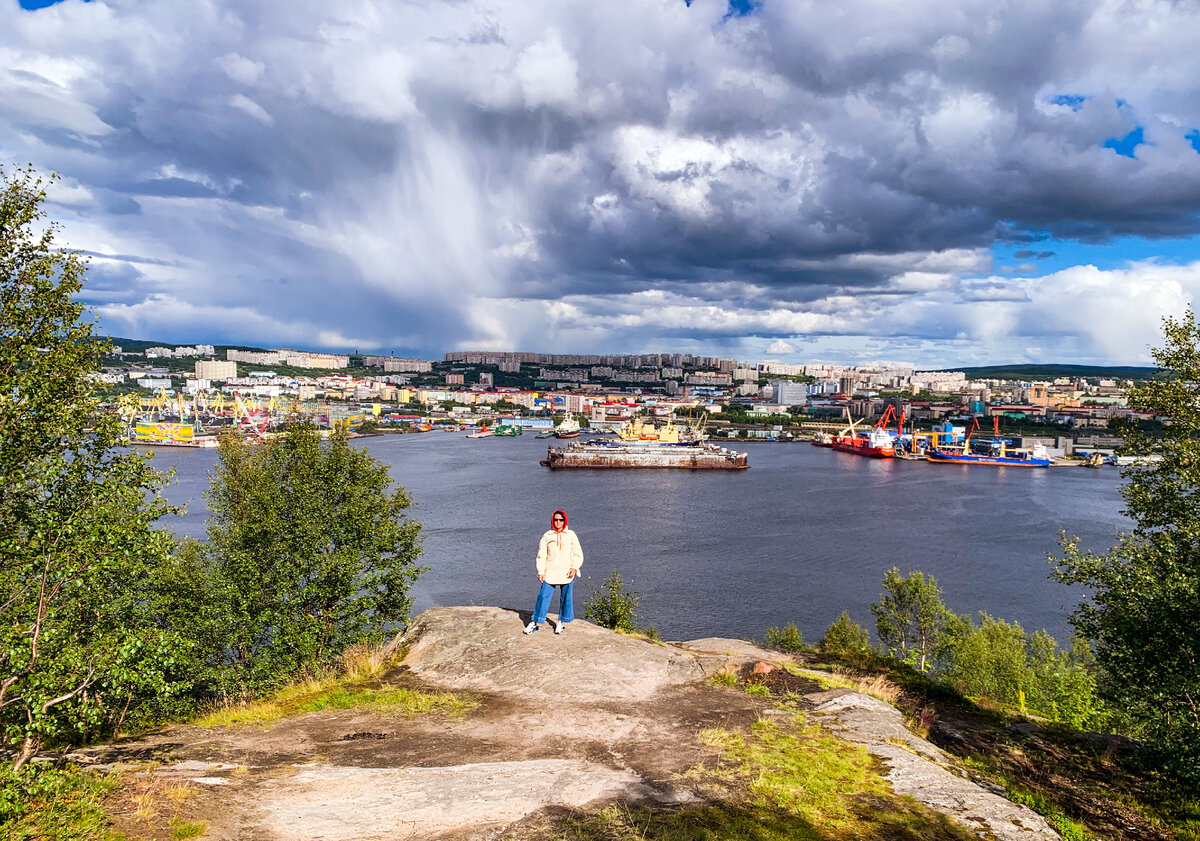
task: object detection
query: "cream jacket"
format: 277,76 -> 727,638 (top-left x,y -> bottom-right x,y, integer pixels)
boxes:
536,528 -> 584,585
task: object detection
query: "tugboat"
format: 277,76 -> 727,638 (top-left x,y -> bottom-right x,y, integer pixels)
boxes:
466,423 -> 494,438
554,416 -> 582,438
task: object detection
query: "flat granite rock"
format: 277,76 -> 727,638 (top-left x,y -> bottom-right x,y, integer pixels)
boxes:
671,637 -> 800,676
807,689 -> 1060,841
396,607 -> 706,701
253,760 -> 687,841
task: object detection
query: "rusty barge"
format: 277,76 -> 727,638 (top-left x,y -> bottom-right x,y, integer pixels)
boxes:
541,441 -> 749,470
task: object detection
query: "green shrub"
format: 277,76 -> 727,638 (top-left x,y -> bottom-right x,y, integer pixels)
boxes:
941,612 -> 1029,705
584,571 -> 640,632
871,567 -> 951,672
939,613 -> 1106,728
820,611 -> 873,662
764,622 -> 806,653
155,423 -> 426,700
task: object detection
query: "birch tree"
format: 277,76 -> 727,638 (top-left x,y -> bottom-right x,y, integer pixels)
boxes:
0,166 -> 181,770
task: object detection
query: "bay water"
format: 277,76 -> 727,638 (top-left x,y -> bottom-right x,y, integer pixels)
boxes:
146,433 -> 1128,644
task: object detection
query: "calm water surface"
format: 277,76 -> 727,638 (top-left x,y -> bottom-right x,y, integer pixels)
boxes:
146,433 -> 1129,643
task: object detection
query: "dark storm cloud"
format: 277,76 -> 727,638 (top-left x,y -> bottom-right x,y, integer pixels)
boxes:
4,0 -> 1200,363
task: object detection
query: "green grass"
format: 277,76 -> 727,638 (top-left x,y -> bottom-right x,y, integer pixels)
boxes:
698,715 -> 892,831
0,765 -> 123,841
1004,787 -> 1093,841
196,679 -> 475,727
547,710 -> 977,841
169,817 -> 207,839
708,671 -> 739,689
959,757 -> 1095,840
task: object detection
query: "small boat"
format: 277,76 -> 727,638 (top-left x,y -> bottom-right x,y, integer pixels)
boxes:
1114,454 -> 1163,466
810,431 -> 834,447
466,426 -> 494,438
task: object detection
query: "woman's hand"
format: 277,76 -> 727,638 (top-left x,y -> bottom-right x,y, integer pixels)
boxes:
568,568 -> 578,579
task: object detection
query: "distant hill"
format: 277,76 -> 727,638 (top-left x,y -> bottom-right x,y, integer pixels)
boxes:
100,337 -> 267,353
957,364 -> 1156,380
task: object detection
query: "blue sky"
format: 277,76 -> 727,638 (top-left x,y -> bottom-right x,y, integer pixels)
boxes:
994,235 -> 1200,277
17,0 -> 82,8
6,0 -> 1200,366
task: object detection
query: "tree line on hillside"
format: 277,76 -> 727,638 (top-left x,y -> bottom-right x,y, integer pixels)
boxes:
759,570 -> 1106,731
3,163 -> 1199,801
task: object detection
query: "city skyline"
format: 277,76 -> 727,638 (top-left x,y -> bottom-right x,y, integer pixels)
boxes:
5,0 -> 1200,367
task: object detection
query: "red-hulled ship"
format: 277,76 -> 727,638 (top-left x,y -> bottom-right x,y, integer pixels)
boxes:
829,405 -> 898,459
830,428 -> 896,458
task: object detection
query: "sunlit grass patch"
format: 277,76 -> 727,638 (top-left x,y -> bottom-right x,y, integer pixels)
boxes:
793,665 -> 902,706
0,765 -> 121,840
707,713 -> 889,830
707,669 -> 739,689
562,711 -> 978,840
170,816 -> 207,838
196,678 -> 475,727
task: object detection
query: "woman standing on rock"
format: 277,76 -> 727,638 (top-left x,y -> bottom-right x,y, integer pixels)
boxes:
523,509 -> 583,635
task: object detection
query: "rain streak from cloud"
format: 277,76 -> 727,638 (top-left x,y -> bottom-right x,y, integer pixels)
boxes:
4,0 -> 1200,365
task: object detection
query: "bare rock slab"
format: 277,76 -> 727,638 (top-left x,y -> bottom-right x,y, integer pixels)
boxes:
672,637 -> 798,676
397,607 -> 704,701
807,689 -> 1060,841
253,759 -> 679,840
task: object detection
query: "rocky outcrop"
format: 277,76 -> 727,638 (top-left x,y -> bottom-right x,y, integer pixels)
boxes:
806,689 -> 1060,841
79,608 -> 1067,840
397,605 -> 707,701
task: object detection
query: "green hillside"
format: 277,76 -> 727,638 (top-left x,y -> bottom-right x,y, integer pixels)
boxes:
956,363 -> 1155,380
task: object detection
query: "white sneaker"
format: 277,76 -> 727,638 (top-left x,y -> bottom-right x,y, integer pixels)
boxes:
554,620 -> 565,635
523,621 -> 539,635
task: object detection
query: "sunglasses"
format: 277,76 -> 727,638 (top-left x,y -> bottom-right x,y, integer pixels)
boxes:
552,516 -> 564,521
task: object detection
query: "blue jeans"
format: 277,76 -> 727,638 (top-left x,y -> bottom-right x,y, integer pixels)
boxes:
533,580 -> 575,624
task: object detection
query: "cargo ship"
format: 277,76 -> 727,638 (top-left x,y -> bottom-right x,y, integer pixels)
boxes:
541,440 -> 749,469
831,428 -> 896,458
131,421 -> 218,448
925,443 -> 1051,468
829,405 -> 897,458
924,418 -> 1052,468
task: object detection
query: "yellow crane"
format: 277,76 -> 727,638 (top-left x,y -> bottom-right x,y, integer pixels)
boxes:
117,393 -> 142,428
